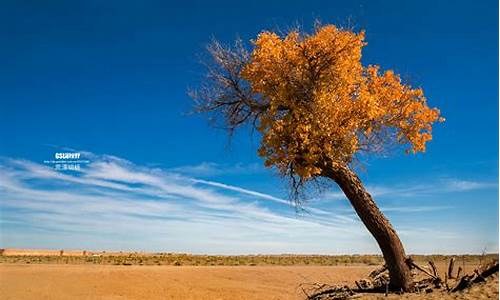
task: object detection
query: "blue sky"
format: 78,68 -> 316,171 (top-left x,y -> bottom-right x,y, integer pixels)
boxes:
0,0 -> 498,254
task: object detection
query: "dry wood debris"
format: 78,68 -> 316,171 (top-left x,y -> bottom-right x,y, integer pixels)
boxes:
302,258 -> 498,299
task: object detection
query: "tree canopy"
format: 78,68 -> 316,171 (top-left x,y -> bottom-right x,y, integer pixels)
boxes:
194,24 -> 443,182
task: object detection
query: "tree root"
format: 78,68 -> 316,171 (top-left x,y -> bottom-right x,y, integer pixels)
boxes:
301,258 -> 498,299
450,260 -> 499,292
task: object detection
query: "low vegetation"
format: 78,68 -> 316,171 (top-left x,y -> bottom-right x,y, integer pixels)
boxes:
0,252 -> 496,267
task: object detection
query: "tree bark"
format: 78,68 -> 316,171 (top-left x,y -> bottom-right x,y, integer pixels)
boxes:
322,163 -> 414,292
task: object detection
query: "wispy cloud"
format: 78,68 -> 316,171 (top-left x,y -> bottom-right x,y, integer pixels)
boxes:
169,162 -> 263,177
0,153 -> 373,254
443,179 -> 497,192
380,206 -> 452,213
317,178 -> 497,202
0,152 -> 496,254
192,179 -> 291,206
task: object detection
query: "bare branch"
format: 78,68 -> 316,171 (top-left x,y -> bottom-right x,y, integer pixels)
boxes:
190,39 -> 268,135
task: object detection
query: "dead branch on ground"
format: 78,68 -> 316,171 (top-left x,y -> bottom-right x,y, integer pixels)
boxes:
302,257 -> 498,299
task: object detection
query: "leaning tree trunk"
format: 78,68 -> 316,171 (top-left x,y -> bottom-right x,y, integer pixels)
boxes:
322,163 -> 414,292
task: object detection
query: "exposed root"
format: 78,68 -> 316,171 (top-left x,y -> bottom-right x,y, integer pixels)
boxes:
302,258 -> 499,299
450,260 -> 499,292
300,283 -> 359,300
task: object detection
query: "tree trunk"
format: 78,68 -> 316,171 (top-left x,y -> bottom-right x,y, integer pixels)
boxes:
322,163 -> 414,292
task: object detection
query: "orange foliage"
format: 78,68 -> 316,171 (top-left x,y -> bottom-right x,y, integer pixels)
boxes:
240,25 -> 443,179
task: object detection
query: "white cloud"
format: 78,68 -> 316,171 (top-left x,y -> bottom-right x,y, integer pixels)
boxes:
0,154 -> 372,254
0,153 -> 495,254
169,162 -> 263,177
315,178 -> 496,202
443,179 -> 497,192
192,179 -> 291,205
380,206 -> 452,213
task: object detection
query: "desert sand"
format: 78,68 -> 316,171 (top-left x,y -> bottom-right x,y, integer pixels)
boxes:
0,263 -> 497,300
0,264 -> 366,300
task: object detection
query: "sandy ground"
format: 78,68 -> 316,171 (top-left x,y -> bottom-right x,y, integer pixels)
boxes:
0,264 -> 368,300
363,276 -> 498,300
0,264 -> 497,300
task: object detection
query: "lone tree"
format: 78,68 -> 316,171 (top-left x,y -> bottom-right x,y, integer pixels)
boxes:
192,24 -> 443,292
